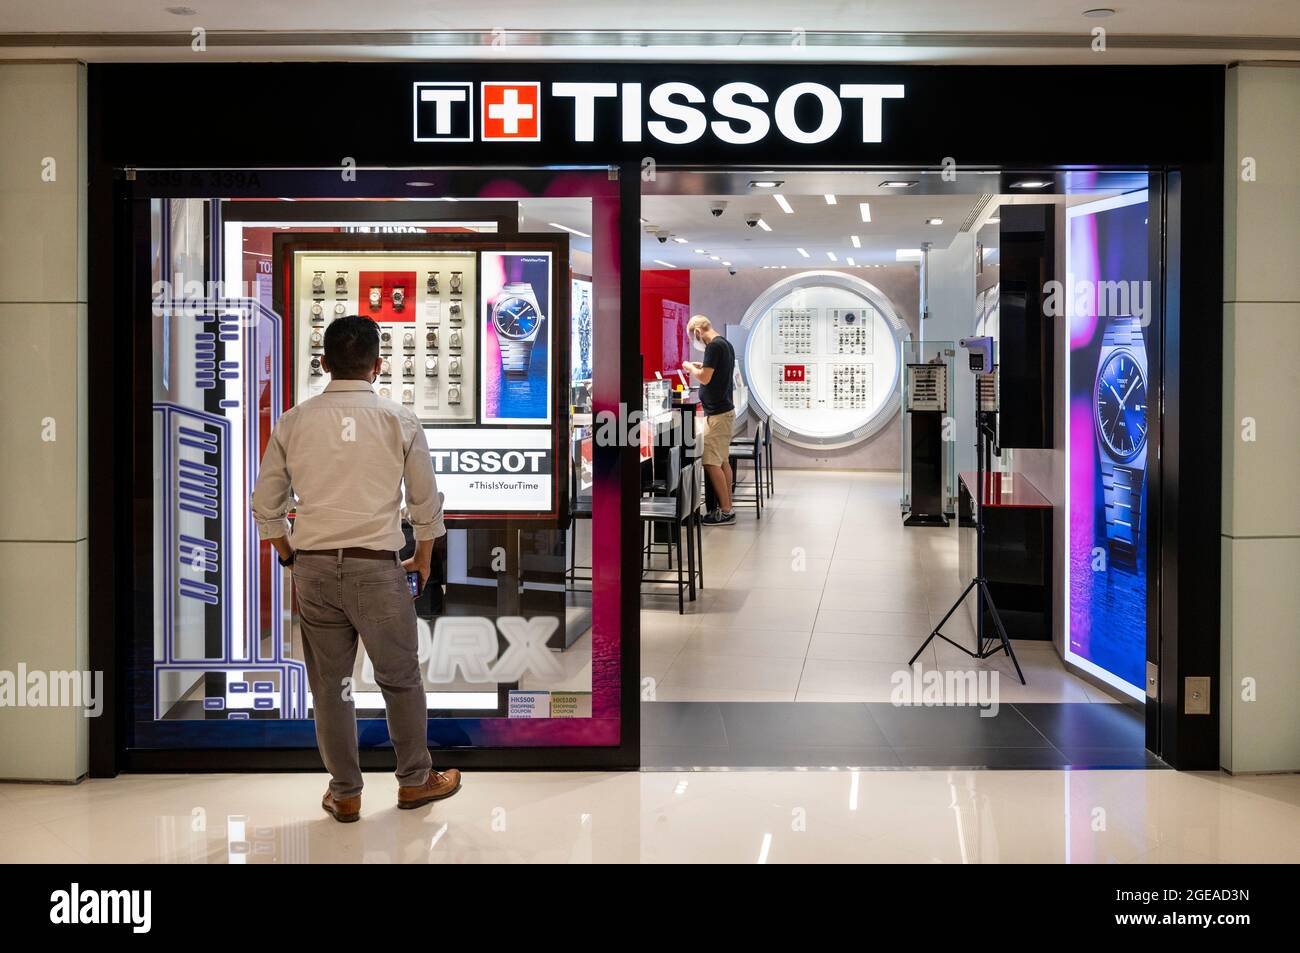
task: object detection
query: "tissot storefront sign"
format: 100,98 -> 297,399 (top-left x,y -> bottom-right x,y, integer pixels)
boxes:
414,79 -> 906,145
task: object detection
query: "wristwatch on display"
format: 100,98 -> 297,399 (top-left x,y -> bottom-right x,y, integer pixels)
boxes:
392,286 -> 406,311
368,287 -> 382,310
491,282 -> 544,378
1093,314 -> 1149,570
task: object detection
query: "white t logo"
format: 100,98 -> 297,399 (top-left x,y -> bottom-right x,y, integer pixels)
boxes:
489,88 -> 534,134
419,87 -> 467,135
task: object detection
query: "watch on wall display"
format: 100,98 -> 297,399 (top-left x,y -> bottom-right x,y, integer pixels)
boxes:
773,363 -> 815,409
740,273 -> 906,451
772,307 -> 815,355
831,362 -> 872,410
289,250 -> 477,424
830,308 -> 873,355
480,250 -> 552,425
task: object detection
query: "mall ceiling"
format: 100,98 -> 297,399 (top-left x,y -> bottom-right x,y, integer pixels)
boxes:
1,0 -> 1297,63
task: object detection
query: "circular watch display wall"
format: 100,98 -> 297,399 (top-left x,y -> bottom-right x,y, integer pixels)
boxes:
739,270 -> 909,450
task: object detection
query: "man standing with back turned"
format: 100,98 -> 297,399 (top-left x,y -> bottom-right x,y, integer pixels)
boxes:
252,315 -> 462,823
682,314 -> 737,525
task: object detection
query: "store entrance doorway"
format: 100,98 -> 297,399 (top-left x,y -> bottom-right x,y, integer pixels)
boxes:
632,168 -> 1157,769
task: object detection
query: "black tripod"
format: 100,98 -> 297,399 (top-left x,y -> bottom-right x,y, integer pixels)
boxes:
908,396 -> 1025,684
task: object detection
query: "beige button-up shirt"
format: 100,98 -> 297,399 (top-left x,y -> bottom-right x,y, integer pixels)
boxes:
251,379 -> 445,551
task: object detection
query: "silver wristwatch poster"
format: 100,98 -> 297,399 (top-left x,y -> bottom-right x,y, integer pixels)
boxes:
481,251 -> 552,425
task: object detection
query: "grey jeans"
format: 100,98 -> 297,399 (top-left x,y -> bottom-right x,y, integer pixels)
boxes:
293,551 -> 432,799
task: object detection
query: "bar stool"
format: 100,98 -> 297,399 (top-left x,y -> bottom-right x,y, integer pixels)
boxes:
643,444 -> 682,569
728,421 -> 765,519
567,441 -> 593,590
640,461 -> 697,613
763,413 -> 775,498
689,458 -> 705,591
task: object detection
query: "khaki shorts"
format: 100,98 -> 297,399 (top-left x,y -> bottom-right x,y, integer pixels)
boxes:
700,409 -> 735,467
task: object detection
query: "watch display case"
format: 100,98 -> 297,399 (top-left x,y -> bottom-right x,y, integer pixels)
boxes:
291,249 -> 478,423
738,271 -> 909,450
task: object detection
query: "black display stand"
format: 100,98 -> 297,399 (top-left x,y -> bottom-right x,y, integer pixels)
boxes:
904,411 -> 949,527
909,398 -> 1025,683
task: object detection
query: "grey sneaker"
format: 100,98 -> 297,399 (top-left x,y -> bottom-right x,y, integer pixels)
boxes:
702,508 -> 737,525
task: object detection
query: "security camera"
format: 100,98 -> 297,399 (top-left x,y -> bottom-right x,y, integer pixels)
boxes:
728,266 -> 737,276
745,212 -> 761,228
709,201 -> 727,218
656,232 -> 669,244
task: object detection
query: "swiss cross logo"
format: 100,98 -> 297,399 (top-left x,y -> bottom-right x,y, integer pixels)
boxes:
413,82 -> 473,142
481,82 -> 541,141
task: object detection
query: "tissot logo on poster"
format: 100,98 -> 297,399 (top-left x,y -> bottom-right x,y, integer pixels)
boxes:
414,79 -> 905,145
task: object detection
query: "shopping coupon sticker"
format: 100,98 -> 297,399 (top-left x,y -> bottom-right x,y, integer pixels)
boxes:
783,365 -> 807,382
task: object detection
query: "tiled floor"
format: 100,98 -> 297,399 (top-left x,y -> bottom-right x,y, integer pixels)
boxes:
642,469 -> 1116,704
3,768 -> 1297,863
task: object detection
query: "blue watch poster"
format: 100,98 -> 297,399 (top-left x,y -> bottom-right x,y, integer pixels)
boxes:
1066,190 -> 1149,698
481,250 -> 552,425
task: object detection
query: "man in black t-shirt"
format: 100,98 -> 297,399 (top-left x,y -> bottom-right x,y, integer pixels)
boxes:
682,314 -> 736,525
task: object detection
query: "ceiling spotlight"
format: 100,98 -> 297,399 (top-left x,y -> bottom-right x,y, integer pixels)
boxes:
879,180 -> 917,189
1011,179 -> 1052,189
757,218 -> 772,232
796,247 -> 810,258
773,194 -> 794,214
549,222 -> 590,238
824,194 -> 837,205
850,235 -> 861,248
749,179 -> 784,189
926,217 -> 944,226
709,255 -> 721,261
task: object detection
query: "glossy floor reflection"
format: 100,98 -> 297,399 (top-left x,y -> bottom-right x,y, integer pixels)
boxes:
2,769 -> 1297,863
637,470 -> 1115,704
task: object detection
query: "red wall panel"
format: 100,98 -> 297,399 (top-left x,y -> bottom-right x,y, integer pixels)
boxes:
639,269 -> 691,382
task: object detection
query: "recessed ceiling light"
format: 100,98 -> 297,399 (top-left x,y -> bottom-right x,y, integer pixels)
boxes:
749,179 -> 783,189
406,181 -> 437,187
926,217 -> 944,226
1082,8 -> 1115,17
673,236 -> 689,243
773,194 -> 794,214
880,180 -> 917,189
722,261 -> 732,267
757,218 -> 772,232
165,5 -> 197,14
850,235 -> 861,248
653,260 -> 675,268
796,248 -> 810,258
896,248 -> 923,261
694,248 -> 707,254
859,202 -> 872,222
846,256 -> 856,266
709,255 -> 721,261
549,222 -> 590,238
1011,179 -> 1052,189
824,194 -> 837,205
826,251 -> 838,262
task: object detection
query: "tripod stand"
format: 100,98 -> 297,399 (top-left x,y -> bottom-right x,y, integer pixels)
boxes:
908,394 -> 1025,684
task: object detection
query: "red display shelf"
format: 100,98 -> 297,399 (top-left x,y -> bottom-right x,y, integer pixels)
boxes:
959,471 -> 1051,509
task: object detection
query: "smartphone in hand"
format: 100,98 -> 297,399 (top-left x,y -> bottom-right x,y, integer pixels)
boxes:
406,571 -> 423,599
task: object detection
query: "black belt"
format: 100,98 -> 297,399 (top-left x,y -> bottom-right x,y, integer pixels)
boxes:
298,548 -> 398,561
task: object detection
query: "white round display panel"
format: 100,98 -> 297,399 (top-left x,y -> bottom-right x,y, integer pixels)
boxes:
740,271 -> 908,450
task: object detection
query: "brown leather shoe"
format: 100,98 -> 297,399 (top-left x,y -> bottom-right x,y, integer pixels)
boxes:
321,790 -> 361,823
397,768 -> 462,809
